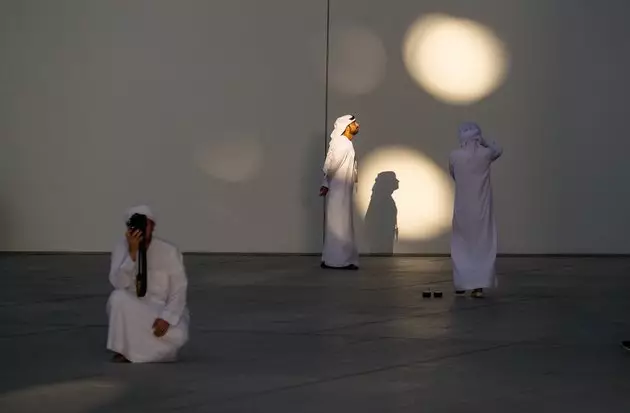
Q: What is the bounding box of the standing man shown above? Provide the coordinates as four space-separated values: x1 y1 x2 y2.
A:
449 122 503 298
320 114 360 270
107 205 190 362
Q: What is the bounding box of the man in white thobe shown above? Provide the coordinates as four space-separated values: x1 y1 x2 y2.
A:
449 122 503 298
107 205 190 362
319 114 360 270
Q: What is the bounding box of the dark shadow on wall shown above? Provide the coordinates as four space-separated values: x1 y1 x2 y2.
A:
301 133 326 255
364 171 399 255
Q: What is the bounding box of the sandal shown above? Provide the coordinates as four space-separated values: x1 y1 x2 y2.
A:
111 353 130 363
471 289 484 298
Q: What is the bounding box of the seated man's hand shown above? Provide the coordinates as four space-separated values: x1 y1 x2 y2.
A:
152 318 170 337
126 229 143 261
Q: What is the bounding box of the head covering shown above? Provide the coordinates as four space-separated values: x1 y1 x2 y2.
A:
330 114 356 139
458 122 482 146
373 171 399 194
125 205 155 223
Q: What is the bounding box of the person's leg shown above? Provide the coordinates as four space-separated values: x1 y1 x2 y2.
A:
107 290 162 362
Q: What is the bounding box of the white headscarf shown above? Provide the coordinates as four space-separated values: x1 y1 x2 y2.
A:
330 114 356 139
125 205 155 222
323 115 357 175
458 122 482 146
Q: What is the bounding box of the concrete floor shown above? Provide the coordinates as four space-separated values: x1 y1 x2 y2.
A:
1 255 630 412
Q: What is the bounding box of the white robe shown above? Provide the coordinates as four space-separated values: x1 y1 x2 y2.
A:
106 237 190 363
321 135 359 267
449 139 502 290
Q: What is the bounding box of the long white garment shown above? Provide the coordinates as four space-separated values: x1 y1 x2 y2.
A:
321 135 359 267
449 124 503 290
106 237 190 363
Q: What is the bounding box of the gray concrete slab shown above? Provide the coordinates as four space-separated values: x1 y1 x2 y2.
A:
1 255 630 412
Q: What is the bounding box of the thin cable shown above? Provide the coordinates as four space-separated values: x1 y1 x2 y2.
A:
322 0 331 246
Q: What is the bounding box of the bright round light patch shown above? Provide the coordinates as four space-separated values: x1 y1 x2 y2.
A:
403 14 508 104
356 146 454 241
194 132 263 183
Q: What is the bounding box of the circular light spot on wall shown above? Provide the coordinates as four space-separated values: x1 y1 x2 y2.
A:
194 133 263 183
329 25 387 95
403 13 508 105
356 146 453 241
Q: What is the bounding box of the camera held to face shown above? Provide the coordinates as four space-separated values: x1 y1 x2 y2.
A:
127 213 148 235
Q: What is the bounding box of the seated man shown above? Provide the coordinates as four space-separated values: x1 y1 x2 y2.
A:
107 205 190 363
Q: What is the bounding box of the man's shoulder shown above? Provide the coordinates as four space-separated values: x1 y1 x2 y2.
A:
449 148 462 158
334 137 352 148
152 238 181 255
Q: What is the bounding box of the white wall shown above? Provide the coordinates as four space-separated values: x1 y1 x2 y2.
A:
328 0 630 254
2 0 630 254
0 0 327 252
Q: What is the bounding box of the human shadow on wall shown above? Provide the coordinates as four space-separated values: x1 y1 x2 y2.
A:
364 171 399 256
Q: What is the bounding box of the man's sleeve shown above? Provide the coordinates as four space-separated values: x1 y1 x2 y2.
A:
481 137 503 161
109 241 136 290
160 250 188 326
322 144 347 188
488 140 503 161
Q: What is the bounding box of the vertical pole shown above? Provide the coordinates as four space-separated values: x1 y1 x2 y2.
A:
322 0 331 246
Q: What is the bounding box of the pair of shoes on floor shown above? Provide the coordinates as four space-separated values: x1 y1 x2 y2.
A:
320 262 359 270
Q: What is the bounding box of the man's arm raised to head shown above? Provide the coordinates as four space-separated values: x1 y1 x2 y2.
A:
480 136 503 162
109 240 136 290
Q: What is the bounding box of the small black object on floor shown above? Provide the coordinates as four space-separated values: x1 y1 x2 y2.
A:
423 289 443 298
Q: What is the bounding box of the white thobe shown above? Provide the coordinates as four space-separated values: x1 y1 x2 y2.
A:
449 139 503 290
321 135 359 267
106 237 190 363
